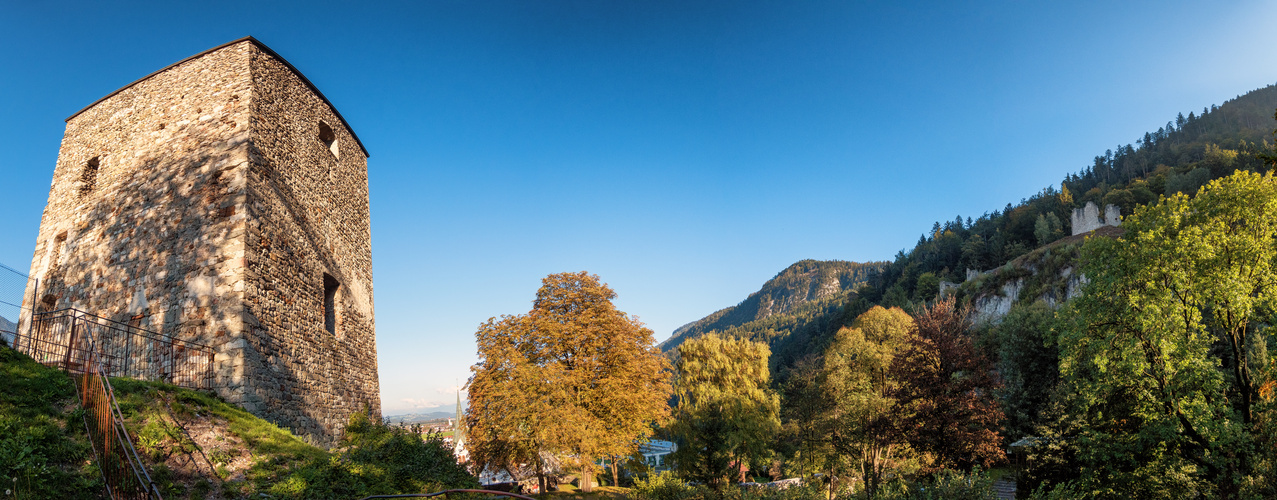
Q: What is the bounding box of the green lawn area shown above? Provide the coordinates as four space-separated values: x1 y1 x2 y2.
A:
985 466 1013 483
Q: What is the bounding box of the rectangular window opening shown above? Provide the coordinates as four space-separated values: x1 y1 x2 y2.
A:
48 232 68 276
318 122 339 159
323 273 340 335
79 157 100 199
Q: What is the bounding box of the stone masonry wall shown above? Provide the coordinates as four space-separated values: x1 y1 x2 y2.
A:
20 42 252 369
22 38 379 445
1070 201 1121 236
237 44 379 441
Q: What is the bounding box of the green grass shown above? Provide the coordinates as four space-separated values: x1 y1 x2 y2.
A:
985 467 1012 483
109 377 330 498
0 341 103 499
111 373 479 499
1 341 478 499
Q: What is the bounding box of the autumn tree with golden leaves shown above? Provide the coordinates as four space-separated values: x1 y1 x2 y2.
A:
467 272 672 493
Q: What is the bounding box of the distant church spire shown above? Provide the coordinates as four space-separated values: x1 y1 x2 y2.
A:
454 389 466 454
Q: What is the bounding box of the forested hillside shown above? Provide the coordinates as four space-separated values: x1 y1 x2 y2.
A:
461 82 1277 498
646 82 1277 496
669 82 1277 382
863 83 1277 306
660 260 883 370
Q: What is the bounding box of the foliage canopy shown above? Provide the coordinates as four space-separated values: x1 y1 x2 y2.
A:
821 305 917 498
1057 170 1277 496
670 334 781 490
467 272 672 493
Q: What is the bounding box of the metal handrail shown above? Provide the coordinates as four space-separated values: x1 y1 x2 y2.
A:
103 363 164 499
51 310 166 499
358 488 539 500
76 359 164 499
40 307 213 350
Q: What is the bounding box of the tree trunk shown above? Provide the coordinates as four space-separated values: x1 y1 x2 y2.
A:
827 463 834 500
581 463 593 492
611 455 620 488
535 450 547 496
800 442 806 479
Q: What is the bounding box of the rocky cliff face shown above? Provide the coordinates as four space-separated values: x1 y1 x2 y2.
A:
663 259 883 351
967 227 1116 324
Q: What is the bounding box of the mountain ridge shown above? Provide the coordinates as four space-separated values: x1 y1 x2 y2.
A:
665 81 1277 383
661 259 884 353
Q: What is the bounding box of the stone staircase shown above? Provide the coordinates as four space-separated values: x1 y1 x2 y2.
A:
992 478 1016 499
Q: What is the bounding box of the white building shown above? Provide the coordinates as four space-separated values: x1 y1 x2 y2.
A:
639 439 677 470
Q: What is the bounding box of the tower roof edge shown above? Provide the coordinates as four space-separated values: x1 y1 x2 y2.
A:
64 36 371 158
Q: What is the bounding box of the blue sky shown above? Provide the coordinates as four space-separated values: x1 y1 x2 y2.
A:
2 1 1275 414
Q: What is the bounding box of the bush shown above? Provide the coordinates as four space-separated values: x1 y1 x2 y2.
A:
874 468 998 500
735 481 825 500
632 472 824 500
269 410 479 499
632 471 711 500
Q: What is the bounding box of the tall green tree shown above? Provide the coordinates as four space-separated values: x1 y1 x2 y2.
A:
1034 214 1053 246
991 301 1060 442
821 306 917 499
1058 170 1277 497
670 334 781 490
468 272 672 493
778 356 835 482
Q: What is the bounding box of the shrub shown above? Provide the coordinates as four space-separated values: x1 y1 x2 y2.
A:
735 481 825 500
874 468 998 500
632 471 713 500
632 472 824 500
268 410 479 499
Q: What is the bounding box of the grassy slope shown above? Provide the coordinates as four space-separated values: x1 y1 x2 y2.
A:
0 341 102 499
108 376 330 498
0 341 319 498
1 343 476 499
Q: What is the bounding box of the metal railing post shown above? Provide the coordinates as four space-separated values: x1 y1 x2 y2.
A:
168 338 175 384
125 328 133 379
63 315 78 371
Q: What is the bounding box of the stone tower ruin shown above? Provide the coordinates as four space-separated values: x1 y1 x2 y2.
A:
20 37 379 442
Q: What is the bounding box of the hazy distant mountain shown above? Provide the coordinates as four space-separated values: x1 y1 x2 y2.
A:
385 411 456 424
660 259 883 355
0 315 15 347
